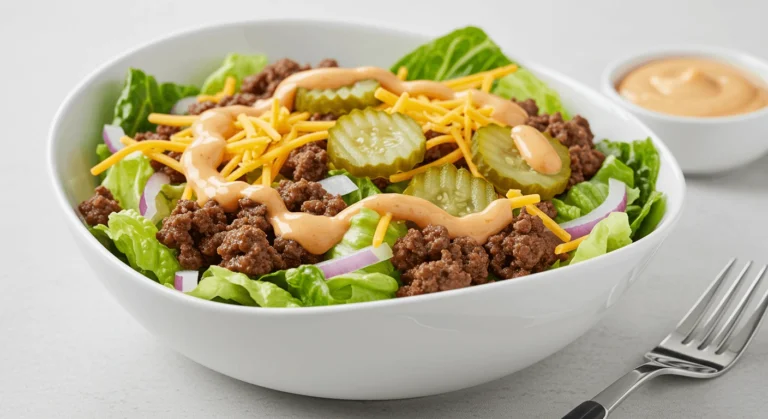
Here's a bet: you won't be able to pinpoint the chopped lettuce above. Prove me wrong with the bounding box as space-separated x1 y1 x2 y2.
95 144 112 182
111 68 199 136
200 53 268 95
384 180 410 194
101 153 154 211
327 208 407 276
390 26 569 117
327 169 381 205
552 198 581 223
561 155 640 215
94 210 180 285
493 69 570 118
188 266 302 308
150 183 186 225
390 27 511 81
596 138 660 206
276 265 398 306
630 191 666 239
570 212 632 265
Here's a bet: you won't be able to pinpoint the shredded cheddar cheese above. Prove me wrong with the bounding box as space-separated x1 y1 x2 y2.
525 204 572 242
425 134 456 149
261 164 272 186
147 114 198 127
508 194 541 209
373 212 393 247
389 148 463 183
223 76 236 96
555 235 588 255
181 183 193 200
396 66 408 81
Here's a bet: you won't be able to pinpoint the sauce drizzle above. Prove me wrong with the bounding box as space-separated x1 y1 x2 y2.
182 67 547 254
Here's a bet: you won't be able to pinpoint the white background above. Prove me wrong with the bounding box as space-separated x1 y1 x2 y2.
2 0 768 417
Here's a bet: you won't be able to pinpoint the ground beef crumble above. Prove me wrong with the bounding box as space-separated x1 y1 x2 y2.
240 58 338 100
392 225 489 297
78 186 122 226
279 142 329 182
517 99 605 187
156 200 229 270
484 203 567 279
277 179 346 216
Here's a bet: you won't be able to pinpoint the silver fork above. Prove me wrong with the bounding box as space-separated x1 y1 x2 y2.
563 258 768 419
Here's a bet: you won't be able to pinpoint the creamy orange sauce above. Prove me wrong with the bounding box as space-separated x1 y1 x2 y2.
511 125 562 174
181 67 560 254
618 57 768 117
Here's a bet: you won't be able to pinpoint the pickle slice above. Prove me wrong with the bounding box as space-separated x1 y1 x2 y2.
404 164 498 217
295 79 381 116
471 125 570 200
328 108 426 178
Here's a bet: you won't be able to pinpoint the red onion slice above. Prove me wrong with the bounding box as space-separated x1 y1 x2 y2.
175 270 199 292
315 244 393 279
318 175 359 196
139 172 171 220
103 124 126 153
171 96 198 115
559 178 628 239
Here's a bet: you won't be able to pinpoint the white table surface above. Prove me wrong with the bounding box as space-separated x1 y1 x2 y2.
2 0 768 417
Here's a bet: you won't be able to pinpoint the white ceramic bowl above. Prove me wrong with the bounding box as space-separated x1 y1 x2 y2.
48 20 685 400
602 46 768 175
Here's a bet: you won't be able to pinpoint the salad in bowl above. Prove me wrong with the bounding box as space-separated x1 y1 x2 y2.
77 26 667 309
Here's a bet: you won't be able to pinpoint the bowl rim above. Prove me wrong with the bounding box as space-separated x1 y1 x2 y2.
47 18 686 316
601 44 768 123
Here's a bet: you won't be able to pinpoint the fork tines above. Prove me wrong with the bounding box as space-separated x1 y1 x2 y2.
676 258 768 355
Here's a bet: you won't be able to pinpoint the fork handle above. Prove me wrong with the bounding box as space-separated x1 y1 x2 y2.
562 363 669 418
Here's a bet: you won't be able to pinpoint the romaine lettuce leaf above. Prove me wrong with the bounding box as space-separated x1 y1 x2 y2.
327 169 381 205
200 53 268 95
390 26 569 117
596 138 660 205
561 155 640 214
101 153 154 211
630 191 666 238
188 266 302 308
94 209 180 285
95 144 112 182
570 212 632 265
493 68 570 118
111 68 199 136
552 198 581 223
390 27 511 81
279 265 398 306
327 208 407 276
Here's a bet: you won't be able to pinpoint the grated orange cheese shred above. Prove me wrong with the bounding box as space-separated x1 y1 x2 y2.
372 212 393 247
261 164 272 186
222 76 236 96
396 66 408 81
147 114 198 127
181 183 193 200
505 189 523 198
220 153 243 177
425 134 455 149
248 116 281 142
389 148 463 183
555 235 588 255
508 194 540 209
480 73 494 93
449 128 483 178
91 139 188 175
525 204 571 242
226 131 329 181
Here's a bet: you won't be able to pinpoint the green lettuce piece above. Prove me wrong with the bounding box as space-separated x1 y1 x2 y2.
596 138 660 205
200 54 268 95
390 27 511 81
328 169 381 205
279 265 397 306
111 68 199 136
629 191 665 238
570 212 632 265
150 183 186 225
95 144 112 182
384 180 409 194
592 155 635 188
188 266 302 308
101 153 154 211
493 68 570 118
94 210 180 285
390 26 569 118
327 208 407 276
552 198 581 223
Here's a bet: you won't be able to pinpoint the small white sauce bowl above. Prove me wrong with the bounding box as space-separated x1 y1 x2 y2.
602 46 768 175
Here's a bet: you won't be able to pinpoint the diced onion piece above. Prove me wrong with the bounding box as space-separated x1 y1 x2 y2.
174 270 199 292
559 178 628 239
314 244 392 279
170 96 198 115
139 172 171 220
318 175 359 196
103 124 126 153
